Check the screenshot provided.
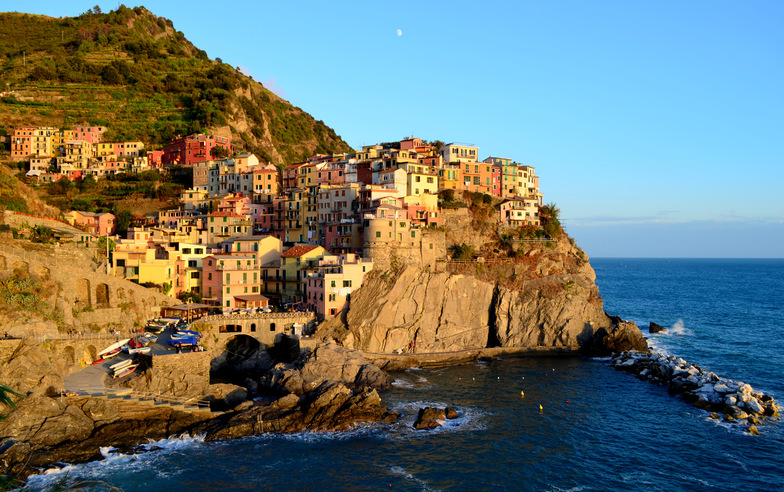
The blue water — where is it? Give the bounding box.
[25,259,784,491]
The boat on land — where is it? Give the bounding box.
[175,329,201,338]
[128,346,151,355]
[168,336,197,347]
[109,358,133,372]
[102,348,121,360]
[97,339,131,357]
[114,364,138,378]
[143,333,158,344]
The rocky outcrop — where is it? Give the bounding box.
[0,338,65,396]
[261,341,393,395]
[649,322,667,334]
[412,406,459,430]
[194,381,391,440]
[335,265,646,357]
[0,395,209,479]
[613,351,780,433]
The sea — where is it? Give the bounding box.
[24,258,784,491]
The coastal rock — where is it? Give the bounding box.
[413,407,447,430]
[0,337,65,396]
[649,322,667,334]
[445,407,459,419]
[195,381,388,440]
[588,318,648,356]
[205,383,249,410]
[331,263,646,356]
[0,395,209,480]
[261,341,393,396]
[611,350,779,427]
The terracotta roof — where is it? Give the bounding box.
[281,245,322,258]
[208,211,245,219]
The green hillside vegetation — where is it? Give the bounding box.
[0,6,352,165]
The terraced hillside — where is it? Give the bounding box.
[0,7,352,165]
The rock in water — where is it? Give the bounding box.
[649,322,667,334]
[413,406,446,430]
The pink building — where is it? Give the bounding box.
[202,254,261,310]
[66,211,116,236]
[72,126,106,144]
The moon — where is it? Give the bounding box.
[396,29,402,37]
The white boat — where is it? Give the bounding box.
[97,339,131,357]
[128,346,151,355]
[109,359,133,372]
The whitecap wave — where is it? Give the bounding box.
[669,319,693,336]
[386,400,488,437]
[25,434,207,491]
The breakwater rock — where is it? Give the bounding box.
[612,351,780,432]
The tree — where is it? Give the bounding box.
[0,384,21,421]
[93,5,102,14]
[211,145,230,159]
[449,243,476,260]
[178,291,202,304]
[114,209,134,234]
[539,202,561,238]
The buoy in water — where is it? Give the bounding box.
[539,404,543,411]
[520,391,525,397]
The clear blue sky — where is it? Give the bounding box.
[15,1,784,257]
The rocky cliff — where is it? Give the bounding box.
[326,236,646,356]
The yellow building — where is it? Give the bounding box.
[279,245,327,302]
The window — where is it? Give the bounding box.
[208,273,212,280]
[331,280,336,288]
[343,280,352,287]
[376,231,381,238]
[329,294,336,302]
[411,231,416,238]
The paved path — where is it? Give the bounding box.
[63,333,183,394]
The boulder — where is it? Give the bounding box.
[413,406,446,430]
[649,322,667,334]
[445,407,459,419]
[747,425,760,436]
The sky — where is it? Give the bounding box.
[10,1,784,257]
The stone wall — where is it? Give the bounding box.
[197,312,317,348]
[2,210,85,235]
[123,351,212,399]
[0,239,176,335]
[365,229,446,271]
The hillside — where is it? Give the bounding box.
[0,7,352,165]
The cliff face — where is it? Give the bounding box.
[333,239,644,355]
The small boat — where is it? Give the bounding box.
[102,348,121,360]
[97,339,131,358]
[168,336,197,347]
[114,364,138,378]
[109,359,133,372]
[143,333,158,343]
[128,346,151,355]
[176,329,201,338]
